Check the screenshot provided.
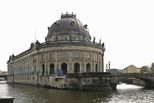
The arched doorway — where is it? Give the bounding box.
[50,63,54,75]
[86,63,91,72]
[74,63,80,73]
[42,64,45,76]
[61,63,67,75]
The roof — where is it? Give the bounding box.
[46,12,91,42]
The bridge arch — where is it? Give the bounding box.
[136,77,154,89]
[0,75,7,80]
[109,73,154,90]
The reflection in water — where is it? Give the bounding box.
[117,83,144,90]
[107,84,154,103]
[0,81,9,98]
[0,82,154,103]
[1,82,111,103]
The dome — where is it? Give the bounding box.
[46,13,91,43]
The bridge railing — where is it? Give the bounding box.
[110,73,154,77]
[66,72,111,78]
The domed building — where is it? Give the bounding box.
[7,13,107,90]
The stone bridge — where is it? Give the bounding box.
[66,72,154,90]
[109,73,154,89]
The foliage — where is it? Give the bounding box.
[150,62,154,72]
[140,66,149,73]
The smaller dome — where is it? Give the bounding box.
[46,13,91,43]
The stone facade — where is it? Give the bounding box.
[122,65,140,73]
[7,13,105,88]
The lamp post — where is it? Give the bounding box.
[109,61,110,70]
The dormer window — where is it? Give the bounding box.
[71,21,75,26]
[46,13,90,43]
[84,24,88,29]
[54,22,58,27]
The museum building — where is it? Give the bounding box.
[7,13,105,87]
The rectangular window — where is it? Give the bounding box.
[86,53,90,59]
[49,53,54,59]
[94,54,99,60]
[41,54,44,60]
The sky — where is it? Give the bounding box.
[0,0,154,71]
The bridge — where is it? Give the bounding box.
[0,72,7,80]
[109,73,154,89]
[5,72,154,90]
[66,72,154,90]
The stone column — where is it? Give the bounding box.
[55,51,58,74]
[69,52,72,73]
[82,52,85,73]
[36,54,39,73]
[92,52,95,72]
[45,53,48,76]
[101,53,104,72]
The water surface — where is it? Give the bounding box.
[0,82,154,103]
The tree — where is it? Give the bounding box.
[150,62,154,72]
[140,66,149,73]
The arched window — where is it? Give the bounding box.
[74,63,80,73]
[61,63,67,75]
[50,63,54,75]
[42,64,45,76]
[95,64,98,72]
[86,63,91,72]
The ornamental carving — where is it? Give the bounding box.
[59,52,69,60]
[72,52,83,60]
[49,52,55,59]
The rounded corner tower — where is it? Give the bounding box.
[43,13,105,74]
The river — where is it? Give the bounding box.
[0,81,154,103]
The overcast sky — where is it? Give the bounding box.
[0,0,154,71]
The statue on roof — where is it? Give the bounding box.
[93,36,95,43]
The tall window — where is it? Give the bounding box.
[49,53,54,59]
[74,63,80,73]
[61,63,67,75]
[33,59,36,72]
[50,63,54,75]
[86,63,91,72]
[95,64,98,72]
[42,64,45,76]
[41,54,44,60]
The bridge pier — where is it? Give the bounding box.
[110,83,117,90]
[0,97,14,103]
[142,77,154,89]
[66,73,111,91]
[109,77,119,90]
